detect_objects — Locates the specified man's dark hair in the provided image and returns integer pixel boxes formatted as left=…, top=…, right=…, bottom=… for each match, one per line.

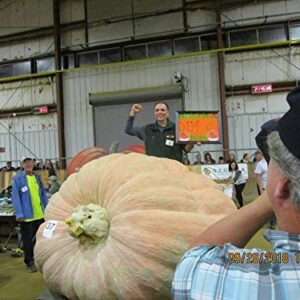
left=154, top=101, right=169, bottom=111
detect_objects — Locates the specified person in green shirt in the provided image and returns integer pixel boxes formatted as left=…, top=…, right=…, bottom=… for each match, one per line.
left=12, top=155, right=48, bottom=273
left=48, top=175, right=61, bottom=197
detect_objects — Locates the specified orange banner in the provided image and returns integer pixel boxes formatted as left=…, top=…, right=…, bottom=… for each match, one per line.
left=177, top=112, right=220, bottom=143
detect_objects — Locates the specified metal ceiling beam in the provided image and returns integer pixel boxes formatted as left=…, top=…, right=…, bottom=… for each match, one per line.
left=225, top=81, right=298, bottom=96
left=0, top=104, right=57, bottom=119
left=84, top=0, right=89, bottom=45
left=216, top=10, right=230, bottom=160
left=53, top=0, right=66, bottom=162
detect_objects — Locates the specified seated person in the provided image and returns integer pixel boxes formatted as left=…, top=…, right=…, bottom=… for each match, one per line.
left=193, top=153, right=203, bottom=165
left=204, top=152, right=216, bottom=164
left=1, top=161, right=16, bottom=171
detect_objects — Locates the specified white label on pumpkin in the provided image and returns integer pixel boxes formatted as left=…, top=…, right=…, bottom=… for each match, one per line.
left=43, top=220, right=58, bottom=239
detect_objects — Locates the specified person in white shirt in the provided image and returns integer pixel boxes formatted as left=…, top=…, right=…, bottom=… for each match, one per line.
left=255, top=151, right=268, bottom=195
left=229, top=160, right=247, bottom=208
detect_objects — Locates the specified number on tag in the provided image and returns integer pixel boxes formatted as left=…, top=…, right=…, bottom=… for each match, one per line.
left=43, top=220, right=58, bottom=239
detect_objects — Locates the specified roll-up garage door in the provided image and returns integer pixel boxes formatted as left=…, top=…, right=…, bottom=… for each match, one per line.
left=89, top=84, right=183, bottom=150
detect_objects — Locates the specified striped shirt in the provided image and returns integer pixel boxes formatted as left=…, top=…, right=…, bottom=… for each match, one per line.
left=172, top=230, right=300, bottom=300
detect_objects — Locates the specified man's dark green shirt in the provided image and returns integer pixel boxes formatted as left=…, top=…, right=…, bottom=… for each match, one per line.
left=125, top=116, right=184, bottom=162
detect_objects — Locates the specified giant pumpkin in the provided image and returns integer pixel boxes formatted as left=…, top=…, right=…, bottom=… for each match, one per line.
left=35, top=153, right=236, bottom=300
left=67, top=146, right=108, bottom=176
left=121, top=144, right=145, bottom=154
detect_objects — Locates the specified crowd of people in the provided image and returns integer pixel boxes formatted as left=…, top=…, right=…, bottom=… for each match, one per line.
left=0, top=159, right=63, bottom=174
left=0, top=158, right=62, bottom=197
left=183, top=151, right=256, bottom=166
left=182, top=150, right=269, bottom=209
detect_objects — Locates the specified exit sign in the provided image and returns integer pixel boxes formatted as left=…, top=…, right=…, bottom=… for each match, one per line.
left=252, top=84, right=272, bottom=94
left=32, top=106, right=49, bottom=114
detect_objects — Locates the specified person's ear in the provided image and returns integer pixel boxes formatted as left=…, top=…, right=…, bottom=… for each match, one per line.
left=274, top=178, right=290, bottom=202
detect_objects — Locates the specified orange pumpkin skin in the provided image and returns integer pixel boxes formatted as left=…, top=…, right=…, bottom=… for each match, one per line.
left=121, top=144, right=145, bottom=154
left=67, top=147, right=108, bottom=176
left=35, top=153, right=236, bottom=300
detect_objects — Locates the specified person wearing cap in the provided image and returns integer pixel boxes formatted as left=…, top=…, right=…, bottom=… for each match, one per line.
left=11, top=155, right=48, bottom=273
left=48, top=175, right=61, bottom=197
left=172, top=86, right=300, bottom=299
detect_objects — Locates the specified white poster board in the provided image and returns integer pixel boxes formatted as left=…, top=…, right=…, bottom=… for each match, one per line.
left=200, top=163, right=248, bottom=181
left=188, top=163, right=249, bottom=199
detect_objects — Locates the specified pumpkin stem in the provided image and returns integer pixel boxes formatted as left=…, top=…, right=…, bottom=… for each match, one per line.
left=109, top=141, right=119, bottom=154
left=66, top=204, right=110, bottom=245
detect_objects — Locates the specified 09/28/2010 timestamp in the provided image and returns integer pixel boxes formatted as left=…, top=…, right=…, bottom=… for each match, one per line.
left=228, top=252, right=300, bottom=264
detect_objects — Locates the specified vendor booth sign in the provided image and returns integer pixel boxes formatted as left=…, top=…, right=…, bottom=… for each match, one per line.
left=200, top=163, right=248, bottom=181
left=188, top=163, right=249, bottom=199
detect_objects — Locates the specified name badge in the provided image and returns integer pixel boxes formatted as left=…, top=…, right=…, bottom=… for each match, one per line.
left=165, top=139, right=174, bottom=147
left=21, top=186, right=28, bottom=193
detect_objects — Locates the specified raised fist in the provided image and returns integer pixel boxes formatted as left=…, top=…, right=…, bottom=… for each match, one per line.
left=130, top=104, right=142, bottom=116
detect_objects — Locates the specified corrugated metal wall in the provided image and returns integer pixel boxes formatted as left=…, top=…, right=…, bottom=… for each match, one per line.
left=221, top=0, right=299, bottom=27
left=0, top=0, right=85, bottom=61
left=0, top=78, right=55, bottom=109
left=63, top=54, right=222, bottom=157
left=0, top=113, right=58, bottom=165
left=87, top=0, right=215, bottom=44
left=225, top=47, right=300, bottom=159
left=0, top=0, right=216, bottom=60
left=0, top=0, right=296, bottom=163
left=0, top=78, right=58, bottom=165
left=227, top=93, right=290, bottom=160
left=225, top=48, right=300, bottom=85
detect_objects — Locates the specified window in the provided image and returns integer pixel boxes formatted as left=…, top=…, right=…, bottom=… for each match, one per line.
left=148, top=40, right=172, bottom=58
left=123, top=44, right=147, bottom=61
left=259, top=25, right=286, bottom=43
left=229, top=29, right=257, bottom=47
left=0, top=61, right=31, bottom=78
left=100, top=48, right=121, bottom=64
left=62, top=54, right=75, bottom=69
left=200, top=34, right=218, bottom=50
left=290, top=23, right=300, bottom=40
left=13, top=61, right=31, bottom=76
left=36, top=57, right=55, bottom=73
left=0, top=64, right=13, bottom=78
left=174, top=37, right=200, bottom=55
left=78, top=51, right=99, bottom=67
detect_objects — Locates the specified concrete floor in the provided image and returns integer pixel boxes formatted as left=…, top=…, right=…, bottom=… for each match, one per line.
left=0, top=248, right=46, bottom=300
left=0, top=178, right=271, bottom=300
